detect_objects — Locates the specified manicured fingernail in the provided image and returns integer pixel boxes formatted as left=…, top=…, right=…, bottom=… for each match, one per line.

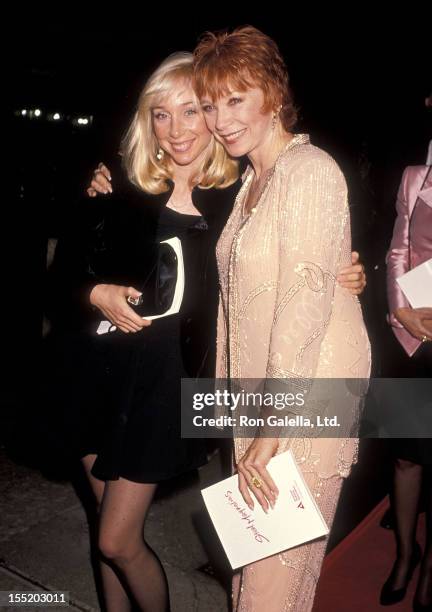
left=248, top=503, right=254, bottom=510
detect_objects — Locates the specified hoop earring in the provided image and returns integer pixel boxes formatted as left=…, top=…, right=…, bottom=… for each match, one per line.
left=156, top=147, right=164, bottom=161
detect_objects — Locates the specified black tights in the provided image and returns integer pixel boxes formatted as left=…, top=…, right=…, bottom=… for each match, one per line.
left=416, top=466, right=432, bottom=606
left=82, top=455, right=170, bottom=612
left=390, top=459, right=432, bottom=606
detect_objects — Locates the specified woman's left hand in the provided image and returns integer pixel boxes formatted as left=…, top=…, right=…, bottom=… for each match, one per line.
left=236, top=437, right=279, bottom=513
left=337, top=251, right=366, bottom=295
left=394, top=307, right=432, bottom=341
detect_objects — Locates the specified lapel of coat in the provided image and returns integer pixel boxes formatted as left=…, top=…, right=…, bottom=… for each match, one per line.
left=418, top=167, right=432, bottom=208
left=407, top=166, right=432, bottom=216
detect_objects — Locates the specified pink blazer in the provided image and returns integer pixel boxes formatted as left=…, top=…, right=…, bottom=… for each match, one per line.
left=386, top=165, right=432, bottom=356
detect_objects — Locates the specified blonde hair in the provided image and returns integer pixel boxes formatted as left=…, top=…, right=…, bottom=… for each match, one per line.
left=121, top=52, right=239, bottom=194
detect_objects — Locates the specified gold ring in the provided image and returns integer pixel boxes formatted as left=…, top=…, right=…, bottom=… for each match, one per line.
left=250, top=476, right=263, bottom=488
left=421, top=335, right=429, bottom=343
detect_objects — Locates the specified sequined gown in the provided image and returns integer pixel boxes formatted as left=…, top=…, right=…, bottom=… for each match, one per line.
left=215, top=134, right=371, bottom=611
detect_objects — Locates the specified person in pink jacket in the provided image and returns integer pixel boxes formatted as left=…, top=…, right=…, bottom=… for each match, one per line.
left=381, top=164, right=432, bottom=610
left=386, top=165, right=432, bottom=354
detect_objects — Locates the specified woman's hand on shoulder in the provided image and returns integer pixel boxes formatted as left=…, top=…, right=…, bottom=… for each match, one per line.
left=89, top=284, right=151, bottom=333
left=87, top=163, right=113, bottom=197
left=394, top=307, right=432, bottom=341
left=236, top=438, right=279, bottom=513
left=337, top=251, right=366, bottom=295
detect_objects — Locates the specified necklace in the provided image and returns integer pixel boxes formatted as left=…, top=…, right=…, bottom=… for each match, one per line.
left=242, top=166, right=276, bottom=218
left=166, top=197, right=201, bottom=216
left=241, top=134, right=300, bottom=218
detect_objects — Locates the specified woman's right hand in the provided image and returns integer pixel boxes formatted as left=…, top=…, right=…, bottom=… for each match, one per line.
left=87, top=163, right=113, bottom=197
left=89, top=284, right=151, bottom=333
left=394, top=307, right=432, bottom=341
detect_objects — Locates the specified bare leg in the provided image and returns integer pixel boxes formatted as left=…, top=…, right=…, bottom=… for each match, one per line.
left=81, top=454, right=132, bottom=612
left=98, top=477, right=170, bottom=612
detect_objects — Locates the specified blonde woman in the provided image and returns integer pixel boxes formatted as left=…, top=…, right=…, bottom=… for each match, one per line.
left=51, top=52, right=239, bottom=612
left=81, top=51, right=366, bottom=611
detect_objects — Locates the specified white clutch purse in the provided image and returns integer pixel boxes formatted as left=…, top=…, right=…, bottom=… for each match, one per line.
left=96, top=237, right=185, bottom=335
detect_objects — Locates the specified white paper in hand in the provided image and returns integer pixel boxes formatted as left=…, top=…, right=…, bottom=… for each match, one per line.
left=201, top=450, right=329, bottom=569
left=396, top=258, right=432, bottom=308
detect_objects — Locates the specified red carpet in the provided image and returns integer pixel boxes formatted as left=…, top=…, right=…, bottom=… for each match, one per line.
left=313, top=497, right=427, bottom=611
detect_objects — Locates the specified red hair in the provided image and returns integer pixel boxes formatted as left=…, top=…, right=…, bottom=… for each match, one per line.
left=193, top=26, right=298, bottom=131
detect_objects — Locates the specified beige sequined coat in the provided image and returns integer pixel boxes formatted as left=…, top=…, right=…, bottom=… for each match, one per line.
left=216, top=134, right=371, bottom=481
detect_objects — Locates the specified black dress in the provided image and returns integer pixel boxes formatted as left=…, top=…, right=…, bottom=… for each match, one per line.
left=91, top=208, right=210, bottom=483
left=385, top=334, right=432, bottom=465
left=41, top=161, right=242, bottom=479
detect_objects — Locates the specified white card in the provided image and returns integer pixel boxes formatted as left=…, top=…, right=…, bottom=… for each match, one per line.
left=201, top=450, right=329, bottom=569
left=396, top=258, right=432, bottom=308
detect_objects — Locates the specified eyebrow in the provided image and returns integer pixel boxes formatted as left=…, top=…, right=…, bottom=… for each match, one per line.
left=200, top=91, right=238, bottom=103
left=151, top=100, right=196, bottom=111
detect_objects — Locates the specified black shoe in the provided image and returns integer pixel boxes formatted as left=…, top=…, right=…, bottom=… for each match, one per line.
left=380, top=507, right=394, bottom=530
left=380, top=542, right=422, bottom=606
left=413, top=567, right=432, bottom=612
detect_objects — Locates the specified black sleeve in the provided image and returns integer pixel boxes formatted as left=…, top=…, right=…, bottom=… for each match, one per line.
left=45, top=195, right=111, bottom=331
left=46, top=154, right=132, bottom=331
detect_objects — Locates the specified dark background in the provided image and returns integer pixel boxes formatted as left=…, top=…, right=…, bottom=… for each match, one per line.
left=4, top=12, right=431, bottom=537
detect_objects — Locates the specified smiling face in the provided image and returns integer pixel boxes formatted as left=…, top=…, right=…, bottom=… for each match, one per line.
left=200, top=86, right=274, bottom=158
left=151, top=80, right=212, bottom=167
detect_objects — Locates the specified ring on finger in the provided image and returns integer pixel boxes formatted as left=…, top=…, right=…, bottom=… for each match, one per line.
left=250, top=475, right=263, bottom=488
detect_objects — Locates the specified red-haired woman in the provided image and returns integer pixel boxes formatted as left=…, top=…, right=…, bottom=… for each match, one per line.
left=193, top=26, right=371, bottom=611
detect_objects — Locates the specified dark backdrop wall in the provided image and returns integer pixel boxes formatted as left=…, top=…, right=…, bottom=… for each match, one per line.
left=5, top=13, right=431, bottom=506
